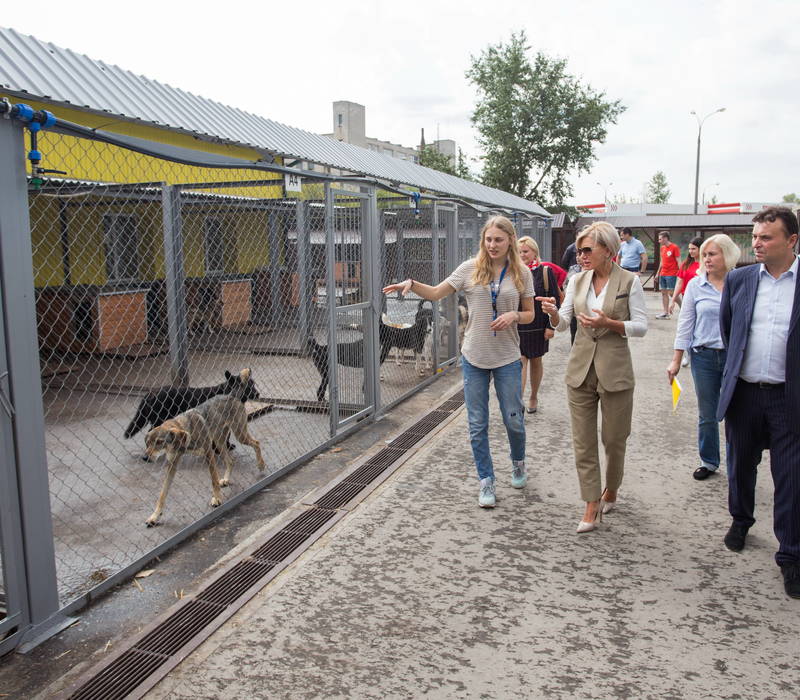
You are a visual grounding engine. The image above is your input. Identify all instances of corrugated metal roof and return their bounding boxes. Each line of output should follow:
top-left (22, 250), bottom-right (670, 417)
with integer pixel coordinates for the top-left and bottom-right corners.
top-left (0, 26), bottom-right (548, 216)
top-left (575, 214), bottom-right (756, 229)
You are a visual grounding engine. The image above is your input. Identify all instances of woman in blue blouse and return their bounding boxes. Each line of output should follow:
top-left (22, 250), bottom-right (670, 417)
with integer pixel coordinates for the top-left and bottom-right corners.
top-left (667, 234), bottom-right (741, 481)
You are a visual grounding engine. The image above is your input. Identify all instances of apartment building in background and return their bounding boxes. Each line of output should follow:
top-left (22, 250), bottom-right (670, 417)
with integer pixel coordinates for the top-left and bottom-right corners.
top-left (318, 100), bottom-right (455, 171)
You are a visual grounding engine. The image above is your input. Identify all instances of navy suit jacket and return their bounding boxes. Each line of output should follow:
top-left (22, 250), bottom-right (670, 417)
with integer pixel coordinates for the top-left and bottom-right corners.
top-left (717, 260), bottom-right (800, 432)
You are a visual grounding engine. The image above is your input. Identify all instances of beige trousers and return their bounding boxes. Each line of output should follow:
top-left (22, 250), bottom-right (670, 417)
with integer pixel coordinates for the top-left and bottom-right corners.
top-left (567, 363), bottom-right (634, 502)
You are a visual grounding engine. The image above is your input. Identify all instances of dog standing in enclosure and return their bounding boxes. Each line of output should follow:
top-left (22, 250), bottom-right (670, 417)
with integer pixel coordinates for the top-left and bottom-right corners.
top-left (143, 370), bottom-right (266, 526)
top-left (125, 369), bottom-right (259, 460)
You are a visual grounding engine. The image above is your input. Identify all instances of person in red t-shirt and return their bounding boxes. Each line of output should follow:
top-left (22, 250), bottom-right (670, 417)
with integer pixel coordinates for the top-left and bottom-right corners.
top-left (669, 236), bottom-right (702, 316)
top-left (655, 231), bottom-right (682, 319)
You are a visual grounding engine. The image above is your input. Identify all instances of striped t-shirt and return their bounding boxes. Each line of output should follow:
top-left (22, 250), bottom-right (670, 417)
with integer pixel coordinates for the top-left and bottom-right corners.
top-left (446, 259), bottom-right (535, 369)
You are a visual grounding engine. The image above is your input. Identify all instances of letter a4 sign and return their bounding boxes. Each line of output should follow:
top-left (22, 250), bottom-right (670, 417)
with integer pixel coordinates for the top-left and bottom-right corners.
top-left (285, 173), bottom-right (303, 192)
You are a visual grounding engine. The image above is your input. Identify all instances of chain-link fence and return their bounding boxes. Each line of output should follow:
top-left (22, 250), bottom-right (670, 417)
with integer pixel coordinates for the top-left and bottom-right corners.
top-left (0, 109), bottom-right (550, 643)
top-left (21, 128), bottom-right (485, 607)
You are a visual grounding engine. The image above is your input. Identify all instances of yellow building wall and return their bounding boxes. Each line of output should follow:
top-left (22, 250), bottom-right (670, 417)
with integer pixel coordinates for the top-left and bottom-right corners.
top-left (29, 195), bottom-right (66, 288)
top-left (2, 96), bottom-right (289, 287)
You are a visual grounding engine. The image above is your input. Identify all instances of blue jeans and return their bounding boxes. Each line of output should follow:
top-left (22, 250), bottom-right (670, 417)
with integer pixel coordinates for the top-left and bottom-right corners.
top-left (461, 357), bottom-right (526, 481)
top-left (690, 346), bottom-right (726, 470)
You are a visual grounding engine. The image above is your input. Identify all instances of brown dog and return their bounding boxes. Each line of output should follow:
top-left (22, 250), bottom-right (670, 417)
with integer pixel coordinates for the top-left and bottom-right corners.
top-left (144, 388), bottom-right (266, 526)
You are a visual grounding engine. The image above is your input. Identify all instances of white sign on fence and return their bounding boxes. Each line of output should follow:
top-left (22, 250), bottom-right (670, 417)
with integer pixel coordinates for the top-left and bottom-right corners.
top-left (285, 173), bottom-right (303, 192)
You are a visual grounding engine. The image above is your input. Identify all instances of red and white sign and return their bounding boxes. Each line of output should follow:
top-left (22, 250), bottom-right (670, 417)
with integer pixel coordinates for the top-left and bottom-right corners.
top-left (707, 202), bottom-right (740, 214)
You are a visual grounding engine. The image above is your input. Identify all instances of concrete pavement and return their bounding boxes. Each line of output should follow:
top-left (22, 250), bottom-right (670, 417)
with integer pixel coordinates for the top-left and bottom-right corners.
top-left (143, 294), bottom-right (798, 699)
top-left (53, 293), bottom-right (800, 698)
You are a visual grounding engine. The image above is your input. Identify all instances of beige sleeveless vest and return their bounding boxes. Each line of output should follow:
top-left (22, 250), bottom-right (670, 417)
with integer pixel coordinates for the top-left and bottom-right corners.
top-left (566, 264), bottom-right (636, 392)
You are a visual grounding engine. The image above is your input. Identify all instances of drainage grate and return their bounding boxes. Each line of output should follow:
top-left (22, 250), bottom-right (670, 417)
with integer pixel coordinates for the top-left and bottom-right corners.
top-left (135, 600), bottom-right (222, 655)
top-left (196, 560), bottom-right (278, 606)
top-left (314, 481), bottom-right (370, 510)
top-left (68, 649), bottom-right (165, 700)
top-left (281, 507), bottom-right (337, 534)
top-left (406, 410), bottom-right (452, 433)
top-left (64, 389), bottom-right (464, 700)
top-left (250, 530), bottom-right (314, 563)
top-left (448, 389), bottom-right (465, 403)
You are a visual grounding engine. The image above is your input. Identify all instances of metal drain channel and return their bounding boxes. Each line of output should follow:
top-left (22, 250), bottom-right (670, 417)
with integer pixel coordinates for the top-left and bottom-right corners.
top-left (62, 388), bottom-right (464, 700)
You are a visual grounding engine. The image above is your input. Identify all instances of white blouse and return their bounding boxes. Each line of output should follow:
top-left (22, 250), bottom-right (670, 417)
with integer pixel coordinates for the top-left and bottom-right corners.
top-left (555, 274), bottom-right (648, 338)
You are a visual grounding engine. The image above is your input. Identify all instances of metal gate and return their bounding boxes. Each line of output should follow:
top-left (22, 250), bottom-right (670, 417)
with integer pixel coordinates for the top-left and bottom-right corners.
top-left (433, 202), bottom-right (459, 371)
top-left (323, 185), bottom-right (378, 434)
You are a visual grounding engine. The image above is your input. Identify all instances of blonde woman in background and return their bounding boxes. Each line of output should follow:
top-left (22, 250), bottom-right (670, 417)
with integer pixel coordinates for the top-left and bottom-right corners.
top-left (666, 234), bottom-right (741, 481)
top-left (383, 216), bottom-right (534, 508)
top-left (538, 222), bottom-right (648, 532)
top-left (517, 236), bottom-right (563, 413)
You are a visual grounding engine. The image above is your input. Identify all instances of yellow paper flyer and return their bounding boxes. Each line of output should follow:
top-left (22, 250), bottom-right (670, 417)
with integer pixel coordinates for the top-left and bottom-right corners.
top-left (671, 376), bottom-right (683, 413)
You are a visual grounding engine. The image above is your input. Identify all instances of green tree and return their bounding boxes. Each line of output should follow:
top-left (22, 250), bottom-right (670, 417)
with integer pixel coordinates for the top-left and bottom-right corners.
top-left (782, 193), bottom-right (798, 203)
top-left (419, 145), bottom-right (456, 176)
top-left (466, 31), bottom-right (625, 208)
top-left (647, 171), bottom-right (671, 203)
top-left (455, 148), bottom-right (473, 181)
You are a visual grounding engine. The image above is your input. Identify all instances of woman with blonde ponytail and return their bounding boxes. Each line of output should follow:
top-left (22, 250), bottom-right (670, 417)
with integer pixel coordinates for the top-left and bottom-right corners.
top-left (383, 215), bottom-right (535, 508)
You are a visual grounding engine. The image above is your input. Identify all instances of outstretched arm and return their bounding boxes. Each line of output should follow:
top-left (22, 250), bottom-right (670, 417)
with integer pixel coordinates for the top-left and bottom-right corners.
top-left (382, 278), bottom-right (454, 302)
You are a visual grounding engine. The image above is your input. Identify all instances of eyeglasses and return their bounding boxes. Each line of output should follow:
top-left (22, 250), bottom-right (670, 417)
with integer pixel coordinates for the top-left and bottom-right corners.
top-left (576, 247), bottom-right (595, 256)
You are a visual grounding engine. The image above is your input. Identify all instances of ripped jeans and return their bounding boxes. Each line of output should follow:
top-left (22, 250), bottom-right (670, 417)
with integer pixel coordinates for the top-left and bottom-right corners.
top-left (461, 357), bottom-right (526, 481)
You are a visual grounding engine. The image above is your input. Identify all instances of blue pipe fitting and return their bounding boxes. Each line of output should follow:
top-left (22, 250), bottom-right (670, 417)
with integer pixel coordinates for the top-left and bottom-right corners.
top-left (411, 191), bottom-right (421, 215)
top-left (15, 103), bottom-right (35, 122)
top-left (41, 110), bottom-right (56, 129)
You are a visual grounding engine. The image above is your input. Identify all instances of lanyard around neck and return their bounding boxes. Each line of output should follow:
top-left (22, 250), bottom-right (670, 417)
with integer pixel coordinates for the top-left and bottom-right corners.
top-left (490, 262), bottom-right (508, 336)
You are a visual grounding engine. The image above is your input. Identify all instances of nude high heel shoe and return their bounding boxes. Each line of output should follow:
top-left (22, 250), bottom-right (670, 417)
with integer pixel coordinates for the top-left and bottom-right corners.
top-left (601, 488), bottom-right (616, 514)
top-left (577, 501), bottom-right (602, 533)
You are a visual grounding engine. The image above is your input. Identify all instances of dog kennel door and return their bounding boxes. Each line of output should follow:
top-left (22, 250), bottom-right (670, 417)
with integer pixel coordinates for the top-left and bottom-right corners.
top-left (324, 185), bottom-right (379, 435)
top-left (433, 202), bottom-right (459, 370)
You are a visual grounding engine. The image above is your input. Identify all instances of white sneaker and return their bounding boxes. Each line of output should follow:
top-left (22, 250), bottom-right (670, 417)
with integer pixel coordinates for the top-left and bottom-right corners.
top-left (511, 460), bottom-right (527, 488)
top-left (478, 477), bottom-right (496, 508)
top-left (681, 355), bottom-right (690, 367)
top-left (655, 313), bottom-right (671, 320)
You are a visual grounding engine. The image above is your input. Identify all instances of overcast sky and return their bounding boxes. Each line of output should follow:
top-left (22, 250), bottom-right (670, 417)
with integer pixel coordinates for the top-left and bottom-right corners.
top-left (3, 0), bottom-right (798, 207)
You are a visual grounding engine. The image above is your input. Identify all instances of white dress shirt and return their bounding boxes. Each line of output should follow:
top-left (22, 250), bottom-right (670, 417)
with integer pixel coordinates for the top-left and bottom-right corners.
top-left (556, 274), bottom-right (648, 338)
top-left (740, 255), bottom-right (798, 384)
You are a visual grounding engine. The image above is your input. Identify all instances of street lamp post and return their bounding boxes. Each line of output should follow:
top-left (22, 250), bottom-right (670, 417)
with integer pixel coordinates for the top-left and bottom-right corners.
top-left (596, 181), bottom-right (613, 203)
top-left (691, 108), bottom-right (726, 214)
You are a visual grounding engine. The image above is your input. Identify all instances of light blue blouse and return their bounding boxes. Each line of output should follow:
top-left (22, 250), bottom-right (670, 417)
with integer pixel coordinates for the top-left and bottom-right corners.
top-left (673, 274), bottom-right (724, 351)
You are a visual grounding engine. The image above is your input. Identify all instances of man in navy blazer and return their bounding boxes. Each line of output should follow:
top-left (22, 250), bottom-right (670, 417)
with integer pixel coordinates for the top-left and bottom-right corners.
top-left (718, 206), bottom-right (800, 599)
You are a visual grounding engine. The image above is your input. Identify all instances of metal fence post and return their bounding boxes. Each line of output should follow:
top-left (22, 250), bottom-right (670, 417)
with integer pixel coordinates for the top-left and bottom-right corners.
top-left (296, 199), bottom-right (310, 343)
top-left (162, 185), bottom-right (190, 388)
top-left (446, 206), bottom-right (459, 359)
top-left (363, 188), bottom-right (380, 411)
top-left (268, 209), bottom-right (281, 328)
top-left (432, 203), bottom-right (442, 366)
top-left (0, 116), bottom-right (72, 651)
top-left (324, 183), bottom-right (339, 436)
top-left (396, 224), bottom-right (406, 282)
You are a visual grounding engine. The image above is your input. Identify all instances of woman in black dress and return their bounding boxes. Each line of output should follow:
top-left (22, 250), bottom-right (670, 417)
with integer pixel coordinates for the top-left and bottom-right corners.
top-left (518, 237), bottom-right (560, 413)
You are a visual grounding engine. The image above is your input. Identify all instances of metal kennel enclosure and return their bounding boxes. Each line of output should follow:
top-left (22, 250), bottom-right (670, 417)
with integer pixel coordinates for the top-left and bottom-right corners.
top-left (0, 107), bottom-right (550, 655)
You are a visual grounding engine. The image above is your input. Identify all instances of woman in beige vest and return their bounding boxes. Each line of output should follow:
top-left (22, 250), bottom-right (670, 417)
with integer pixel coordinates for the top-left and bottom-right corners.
top-left (538, 222), bottom-right (648, 532)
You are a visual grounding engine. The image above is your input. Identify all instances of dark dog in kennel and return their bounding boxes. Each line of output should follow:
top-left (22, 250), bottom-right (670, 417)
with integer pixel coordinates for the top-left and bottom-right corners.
top-left (379, 300), bottom-right (433, 375)
top-left (124, 369), bottom-right (260, 460)
top-left (307, 335), bottom-right (376, 402)
top-left (307, 301), bottom-right (436, 401)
